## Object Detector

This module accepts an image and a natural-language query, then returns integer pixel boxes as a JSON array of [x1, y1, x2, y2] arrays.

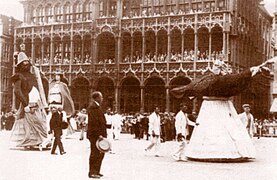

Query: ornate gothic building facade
[[0, 15, 21, 113], [14, 0, 273, 117]]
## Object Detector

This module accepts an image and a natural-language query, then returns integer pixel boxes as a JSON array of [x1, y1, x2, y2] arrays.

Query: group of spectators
[[254, 118, 277, 138], [0, 111, 16, 131], [122, 50, 225, 64], [34, 50, 225, 66], [121, 111, 197, 142], [121, 7, 225, 19], [34, 54, 93, 65]]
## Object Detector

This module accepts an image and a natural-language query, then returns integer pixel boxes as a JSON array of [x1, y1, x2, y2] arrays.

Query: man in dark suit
[[87, 91, 107, 179], [49, 106, 66, 155]]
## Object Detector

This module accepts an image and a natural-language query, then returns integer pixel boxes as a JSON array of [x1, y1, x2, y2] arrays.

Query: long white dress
[[10, 87, 48, 148], [185, 97, 255, 161]]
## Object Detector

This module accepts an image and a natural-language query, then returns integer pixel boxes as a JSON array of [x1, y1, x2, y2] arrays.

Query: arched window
[[54, 3, 63, 22], [74, 2, 83, 22], [142, 0, 152, 16], [218, 0, 226, 11], [153, 0, 163, 15], [45, 4, 53, 23], [84, 0, 93, 20], [32, 7, 36, 23], [179, 0, 190, 13], [130, 0, 140, 17], [109, 0, 117, 17], [64, 2, 72, 23], [166, 0, 176, 14], [99, 0, 104, 17]]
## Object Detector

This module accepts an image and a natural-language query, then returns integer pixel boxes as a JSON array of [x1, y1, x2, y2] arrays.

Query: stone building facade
[[14, 0, 273, 117], [0, 15, 21, 113]]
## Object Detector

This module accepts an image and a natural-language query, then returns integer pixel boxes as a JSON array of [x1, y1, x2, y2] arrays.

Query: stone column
[[116, 34, 122, 64], [142, 32, 145, 61], [50, 28, 54, 79], [181, 31, 184, 60], [61, 38, 64, 64], [31, 29, 35, 64], [69, 32, 74, 86], [81, 35, 84, 63], [165, 86, 170, 112], [223, 31, 227, 59], [41, 39, 44, 68], [12, 32, 17, 110], [91, 35, 97, 68], [209, 31, 212, 60], [115, 85, 120, 112], [226, 32, 229, 62], [131, 34, 134, 62], [193, 22, 198, 112], [167, 31, 171, 62], [140, 86, 144, 113], [155, 32, 158, 61], [193, 29, 198, 79]]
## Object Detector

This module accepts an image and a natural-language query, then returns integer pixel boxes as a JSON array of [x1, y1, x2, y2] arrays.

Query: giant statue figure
[[171, 59, 273, 161], [10, 44, 49, 149]]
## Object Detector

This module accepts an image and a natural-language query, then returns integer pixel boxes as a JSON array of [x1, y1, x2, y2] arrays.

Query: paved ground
[[0, 131, 277, 180]]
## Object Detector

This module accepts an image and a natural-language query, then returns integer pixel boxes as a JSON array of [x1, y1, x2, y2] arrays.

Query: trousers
[[51, 136, 64, 154], [89, 137, 105, 175]]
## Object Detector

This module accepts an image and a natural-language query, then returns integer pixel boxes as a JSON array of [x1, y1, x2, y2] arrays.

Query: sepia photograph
[[0, 0, 277, 179]]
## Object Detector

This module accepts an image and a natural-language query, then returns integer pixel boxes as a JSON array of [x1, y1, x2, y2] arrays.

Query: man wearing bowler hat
[[87, 91, 107, 179], [238, 104, 255, 138]]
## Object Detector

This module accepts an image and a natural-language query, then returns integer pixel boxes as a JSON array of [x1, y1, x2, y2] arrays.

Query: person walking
[[105, 108, 114, 153], [77, 109, 88, 141], [87, 91, 107, 179], [145, 106, 161, 157], [172, 103, 198, 161], [238, 104, 255, 138], [112, 112, 123, 140], [49, 106, 66, 155]]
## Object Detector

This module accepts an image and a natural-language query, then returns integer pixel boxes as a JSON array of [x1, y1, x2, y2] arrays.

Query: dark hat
[[242, 104, 251, 108], [96, 138, 111, 153]]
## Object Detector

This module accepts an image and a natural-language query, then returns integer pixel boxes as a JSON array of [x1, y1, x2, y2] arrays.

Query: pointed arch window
[[74, 2, 83, 22], [45, 4, 53, 23], [54, 3, 63, 22], [84, 1, 93, 20], [64, 2, 72, 23]]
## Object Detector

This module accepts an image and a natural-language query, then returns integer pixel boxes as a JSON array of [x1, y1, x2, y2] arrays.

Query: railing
[[38, 60, 217, 74]]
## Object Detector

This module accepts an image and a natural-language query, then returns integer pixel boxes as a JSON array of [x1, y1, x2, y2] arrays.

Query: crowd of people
[[121, 111, 197, 143], [121, 6, 226, 19], [253, 117, 277, 138], [34, 54, 93, 65], [34, 50, 225, 66], [122, 50, 225, 64]]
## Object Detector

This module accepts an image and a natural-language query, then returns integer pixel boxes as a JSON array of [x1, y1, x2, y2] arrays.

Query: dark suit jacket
[[50, 111, 63, 137], [87, 101, 107, 139]]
